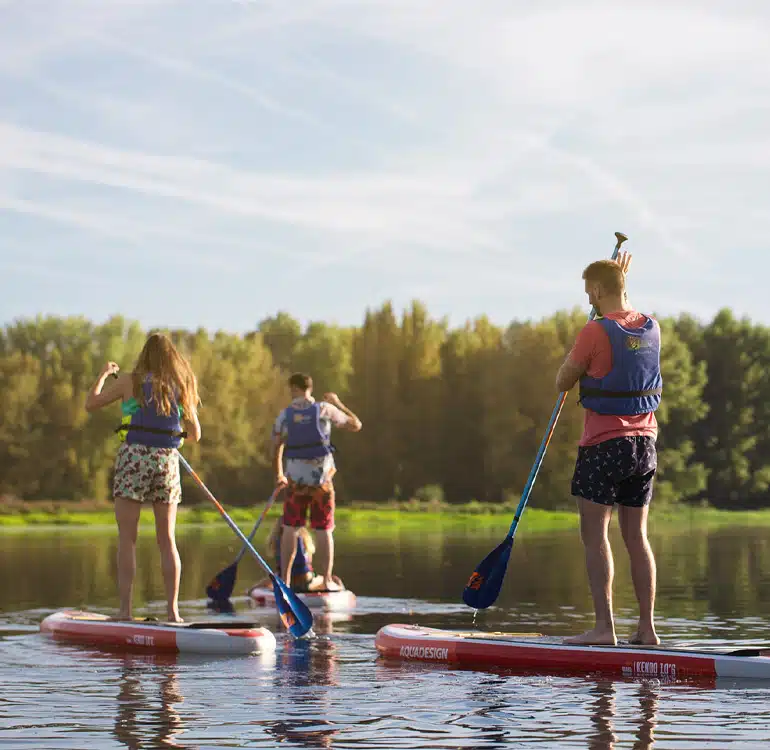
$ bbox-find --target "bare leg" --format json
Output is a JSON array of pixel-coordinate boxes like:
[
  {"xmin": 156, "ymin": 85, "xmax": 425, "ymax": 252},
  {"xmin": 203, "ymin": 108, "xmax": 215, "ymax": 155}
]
[
  {"xmin": 114, "ymin": 497, "xmax": 142, "ymax": 619},
  {"xmin": 618, "ymin": 504, "xmax": 659, "ymax": 645},
  {"xmin": 313, "ymin": 530, "xmax": 341, "ymax": 590},
  {"xmin": 280, "ymin": 525, "xmax": 301, "ymax": 584},
  {"xmin": 153, "ymin": 501, "xmax": 182, "ymax": 623},
  {"xmin": 564, "ymin": 498, "xmax": 616, "ymax": 645}
]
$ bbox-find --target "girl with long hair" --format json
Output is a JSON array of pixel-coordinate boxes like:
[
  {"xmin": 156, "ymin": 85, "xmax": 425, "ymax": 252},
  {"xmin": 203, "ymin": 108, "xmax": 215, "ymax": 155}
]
[{"xmin": 86, "ymin": 333, "xmax": 201, "ymax": 622}]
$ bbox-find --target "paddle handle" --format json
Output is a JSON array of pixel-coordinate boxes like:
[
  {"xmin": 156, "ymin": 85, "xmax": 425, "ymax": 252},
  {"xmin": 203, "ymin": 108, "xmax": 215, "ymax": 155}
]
[
  {"xmin": 506, "ymin": 233, "xmax": 628, "ymax": 539},
  {"xmin": 233, "ymin": 489, "xmax": 279, "ymax": 564},
  {"xmin": 178, "ymin": 453, "xmax": 278, "ymax": 583}
]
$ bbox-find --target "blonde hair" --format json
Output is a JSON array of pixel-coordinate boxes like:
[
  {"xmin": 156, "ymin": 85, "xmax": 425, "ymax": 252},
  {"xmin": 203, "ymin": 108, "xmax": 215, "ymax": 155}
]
[
  {"xmin": 268, "ymin": 518, "xmax": 315, "ymax": 557},
  {"xmin": 132, "ymin": 333, "xmax": 199, "ymax": 420},
  {"xmin": 299, "ymin": 526, "xmax": 315, "ymax": 557},
  {"xmin": 582, "ymin": 259, "xmax": 626, "ymax": 295}
]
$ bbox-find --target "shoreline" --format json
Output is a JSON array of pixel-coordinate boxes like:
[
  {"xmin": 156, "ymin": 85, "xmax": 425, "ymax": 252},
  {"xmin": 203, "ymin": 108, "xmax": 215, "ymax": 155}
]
[{"xmin": 2, "ymin": 502, "xmax": 770, "ymax": 531}]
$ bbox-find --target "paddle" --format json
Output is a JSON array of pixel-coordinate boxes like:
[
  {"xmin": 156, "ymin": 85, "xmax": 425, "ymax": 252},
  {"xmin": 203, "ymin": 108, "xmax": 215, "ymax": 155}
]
[
  {"xmin": 205, "ymin": 488, "xmax": 279, "ymax": 603},
  {"xmin": 178, "ymin": 454, "xmax": 314, "ymax": 639},
  {"xmin": 462, "ymin": 231, "xmax": 629, "ymax": 610}
]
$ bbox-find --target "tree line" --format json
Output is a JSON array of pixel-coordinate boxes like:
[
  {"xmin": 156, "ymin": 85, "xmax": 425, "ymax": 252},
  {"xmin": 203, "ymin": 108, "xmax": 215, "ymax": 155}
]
[{"xmin": 0, "ymin": 304, "xmax": 766, "ymax": 510}]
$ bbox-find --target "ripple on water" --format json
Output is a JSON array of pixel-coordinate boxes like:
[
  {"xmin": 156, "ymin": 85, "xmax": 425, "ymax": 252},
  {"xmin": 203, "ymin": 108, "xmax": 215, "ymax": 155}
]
[{"xmin": 2, "ymin": 604, "xmax": 770, "ymax": 749}]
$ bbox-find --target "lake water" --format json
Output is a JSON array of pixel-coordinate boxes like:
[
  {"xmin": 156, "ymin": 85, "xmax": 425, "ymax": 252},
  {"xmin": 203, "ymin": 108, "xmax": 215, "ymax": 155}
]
[{"xmin": 3, "ymin": 519, "xmax": 770, "ymax": 748}]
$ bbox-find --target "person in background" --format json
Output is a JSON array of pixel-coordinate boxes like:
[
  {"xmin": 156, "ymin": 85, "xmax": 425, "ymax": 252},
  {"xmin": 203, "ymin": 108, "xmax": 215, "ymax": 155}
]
[
  {"xmin": 273, "ymin": 372, "xmax": 362, "ymax": 592},
  {"xmin": 85, "ymin": 333, "xmax": 201, "ymax": 623},
  {"xmin": 252, "ymin": 518, "xmax": 345, "ymax": 592}
]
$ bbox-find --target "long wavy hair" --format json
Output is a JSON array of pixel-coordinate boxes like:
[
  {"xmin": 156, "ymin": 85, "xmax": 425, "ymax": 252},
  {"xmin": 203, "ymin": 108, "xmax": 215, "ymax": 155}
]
[
  {"xmin": 132, "ymin": 333, "xmax": 200, "ymax": 419},
  {"xmin": 268, "ymin": 518, "xmax": 315, "ymax": 558}
]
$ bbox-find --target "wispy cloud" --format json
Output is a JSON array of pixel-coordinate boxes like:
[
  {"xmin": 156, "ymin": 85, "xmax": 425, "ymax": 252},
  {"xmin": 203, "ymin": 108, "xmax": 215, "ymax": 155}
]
[
  {"xmin": 0, "ymin": 0, "xmax": 768, "ymax": 330},
  {"xmin": 0, "ymin": 121, "xmax": 498, "ymax": 250}
]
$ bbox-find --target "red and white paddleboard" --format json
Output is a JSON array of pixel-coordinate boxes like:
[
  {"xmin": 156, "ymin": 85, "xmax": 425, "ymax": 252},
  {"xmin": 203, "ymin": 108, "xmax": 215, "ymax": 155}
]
[
  {"xmin": 40, "ymin": 610, "xmax": 276, "ymax": 656},
  {"xmin": 247, "ymin": 585, "xmax": 356, "ymax": 612},
  {"xmin": 375, "ymin": 623, "xmax": 770, "ymax": 682}
]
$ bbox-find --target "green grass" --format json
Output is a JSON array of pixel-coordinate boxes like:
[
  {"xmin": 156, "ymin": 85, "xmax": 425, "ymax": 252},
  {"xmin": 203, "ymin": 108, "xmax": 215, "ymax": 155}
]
[{"xmin": 3, "ymin": 498, "xmax": 770, "ymax": 532}]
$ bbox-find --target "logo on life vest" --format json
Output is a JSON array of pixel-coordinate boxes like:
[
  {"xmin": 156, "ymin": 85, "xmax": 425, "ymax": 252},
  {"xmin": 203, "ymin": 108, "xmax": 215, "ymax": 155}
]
[
  {"xmin": 292, "ymin": 413, "xmax": 311, "ymax": 423},
  {"xmin": 467, "ymin": 572, "xmax": 484, "ymax": 590},
  {"xmin": 626, "ymin": 336, "xmax": 642, "ymax": 351}
]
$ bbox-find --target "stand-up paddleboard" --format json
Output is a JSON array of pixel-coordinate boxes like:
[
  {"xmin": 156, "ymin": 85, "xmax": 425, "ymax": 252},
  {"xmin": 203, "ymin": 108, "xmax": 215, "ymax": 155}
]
[
  {"xmin": 247, "ymin": 585, "xmax": 356, "ymax": 612},
  {"xmin": 375, "ymin": 624, "xmax": 770, "ymax": 681},
  {"xmin": 40, "ymin": 610, "xmax": 276, "ymax": 656}
]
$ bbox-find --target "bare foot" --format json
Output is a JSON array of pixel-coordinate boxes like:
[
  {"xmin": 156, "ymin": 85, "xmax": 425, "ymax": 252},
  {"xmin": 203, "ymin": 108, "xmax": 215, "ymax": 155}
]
[
  {"xmin": 321, "ymin": 578, "xmax": 342, "ymax": 592},
  {"xmin": 563, "ymin": 627, "xmax": 617, "ymax": 646},
  {"xmin": 628, "ymin": 628, "xmax": 660, "ymax": 646},
  {"xmin": 167, "ymin": 612, "xmax": 184, "ymax": 624}
]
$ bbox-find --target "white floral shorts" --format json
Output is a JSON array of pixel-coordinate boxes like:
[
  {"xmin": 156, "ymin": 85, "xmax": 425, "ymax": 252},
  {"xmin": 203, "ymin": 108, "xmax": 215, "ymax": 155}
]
[{"xmin": 113, "ymin": 443, "xmax": 182, "ymax": 505}]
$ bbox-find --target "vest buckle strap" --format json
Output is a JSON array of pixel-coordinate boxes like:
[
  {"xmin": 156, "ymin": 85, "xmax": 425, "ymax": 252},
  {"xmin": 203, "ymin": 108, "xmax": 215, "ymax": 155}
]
[
  {"xmin": 578, "ymin": 387, "xmax": 663, "ymax": 399},
  {"xmin": 115, "ymin": 424, "xmax": 188, "ymax": 438}
]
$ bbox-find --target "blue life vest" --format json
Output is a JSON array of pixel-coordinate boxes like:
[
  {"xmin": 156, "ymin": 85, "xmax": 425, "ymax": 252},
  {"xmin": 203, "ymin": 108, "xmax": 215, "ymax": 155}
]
[
  {"xmin": 578, "ymin": 316, "xmax": 663, "ymax": 415},
  {"xmin": 116, "ymin": 377, "xmax": 186, "ymax": 448},
  {"xmin": 283, "ymin": 403, "xmax": 334, "ymax": 460},
  {"xmin": 274, "ymin": 534, "xmax": 311, "ymax": 576}
]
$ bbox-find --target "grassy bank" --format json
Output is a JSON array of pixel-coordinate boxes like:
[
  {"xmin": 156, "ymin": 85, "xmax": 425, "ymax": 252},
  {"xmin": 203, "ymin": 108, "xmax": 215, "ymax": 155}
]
[
  {"xmin": 3, "ymin": 498, "xmax": 770, "ymax": 532},
  {"xmin": 0, "ymin": 499, "xmax": 574, "ymax": 531}
]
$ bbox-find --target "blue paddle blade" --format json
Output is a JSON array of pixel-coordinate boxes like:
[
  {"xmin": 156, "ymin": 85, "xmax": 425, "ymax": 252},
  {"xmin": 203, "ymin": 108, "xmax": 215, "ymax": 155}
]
[
  {"xmin": 462, "ymin": 536, "xmax": 513, "ymax": 610},
  {"xmin": 207, "ymin": 598, "xmax": 236, "ymax": 615},
  {"xmin": 206, "ymin": 562, "xmax": 238, "ymax": 602},
  {"xmin": 270, "ymin": 575, "xmax": 314, "ymax": 638}
]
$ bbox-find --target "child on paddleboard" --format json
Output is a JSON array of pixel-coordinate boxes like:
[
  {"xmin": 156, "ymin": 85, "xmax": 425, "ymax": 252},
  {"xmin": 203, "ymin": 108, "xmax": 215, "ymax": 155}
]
[
  {"xmin": 85, "ymin": 333, "xmax": 202, "ymax": 623},
  {"xmin": 252, "ymin": 518, "xmax": 345, "ymax": 593}
]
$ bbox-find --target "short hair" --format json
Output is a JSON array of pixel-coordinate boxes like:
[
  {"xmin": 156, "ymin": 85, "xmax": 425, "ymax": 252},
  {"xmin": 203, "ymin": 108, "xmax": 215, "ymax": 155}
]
[
  {"xmin": 288, "ymin": 372, "xmax": 312, "ymax": 391},
  {"xmin": 582, "ymin": 259, "xmax": 625, "ymax": 295}
]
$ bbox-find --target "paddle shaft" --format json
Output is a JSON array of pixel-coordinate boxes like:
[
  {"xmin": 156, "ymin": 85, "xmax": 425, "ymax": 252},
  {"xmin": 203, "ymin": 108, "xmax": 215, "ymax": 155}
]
[
  {"xmin": 505, "ymin": 233, "xmax": 628, "ymax": 539},
  {"xmin": 178, "ymin": 453, "xmax": 278, "ymax": 583},
  {"xmin": 233, "ymin": 490, "xmax": 279, "ymax": 565}
]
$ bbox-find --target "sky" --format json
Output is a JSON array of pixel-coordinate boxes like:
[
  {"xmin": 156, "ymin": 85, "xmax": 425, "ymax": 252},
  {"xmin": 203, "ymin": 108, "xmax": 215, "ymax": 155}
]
[{"xmin": 0, "ymin": 0, "xmax": 768, "ymax": 334}]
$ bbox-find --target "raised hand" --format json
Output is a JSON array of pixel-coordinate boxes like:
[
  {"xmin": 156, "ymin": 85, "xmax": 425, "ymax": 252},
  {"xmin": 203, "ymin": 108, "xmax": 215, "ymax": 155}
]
[{"xmin": 616, "ymin": 250, "xmax": 632, "ymax": 276}]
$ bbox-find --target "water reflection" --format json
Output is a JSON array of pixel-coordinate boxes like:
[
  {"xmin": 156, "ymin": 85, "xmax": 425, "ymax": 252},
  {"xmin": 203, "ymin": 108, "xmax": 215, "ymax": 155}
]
[
  {"xmin": 372, "ymin": 655, "xmax": 665, "ymax": 749},
  {"xmin": 588, "ymin": 680, "xmax": 618, "ymax": 749},
  {"xmin": 4, "ymin": 523, "xmax": 770, "ymax": 749},
  {"xmin": 112, "ymin": 657, "xmax": 188, "ymax": 750},
  {"xmin": 258, "ymin": 637, "xmax": 341, "ymax": 748},
  {"xmin": 206, "ymin": 598, "xmax": 236, "ymax": 616},
  {"xmin": 635, "ymin": 682, "xmax": 659, "ymax": 749},
  {"xmin": 4, "ymin": 524, "xmax": 770, "ymax": 637},
  {"xmin": 586, "ymin": 679, "xmax": 659, "ymax": 750}
]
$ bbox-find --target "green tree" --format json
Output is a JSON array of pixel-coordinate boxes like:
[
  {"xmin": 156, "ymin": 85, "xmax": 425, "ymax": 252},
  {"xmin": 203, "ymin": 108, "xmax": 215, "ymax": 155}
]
[
  {"xmin": 396, "ymin": 302, "xmax": 446, "ymax": 499},
  {"xmin": 676, "ymin": 310, "xmax": 761, "ymax": 507},
  {"xmin": 653, "ymin": 318, "xmax": 709, "ymax": 505},
  {"xmin": 341, "ymin": 303, "xmax": 400, "ymax": 502},
  {"xmin": 439, "ymin": 317, "xmax": 501, "ymax": 503},
  {"xmin": 256, "ymin": 312, "xmax": 301, "ymax": 373},
  {"xmin": 292, "ymin": 322, "xmax": 354, "ymax": 396}
]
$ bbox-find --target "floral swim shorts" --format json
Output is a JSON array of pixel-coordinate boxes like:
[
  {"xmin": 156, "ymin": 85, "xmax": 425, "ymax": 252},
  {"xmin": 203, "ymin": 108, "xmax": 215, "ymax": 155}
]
[
  {"xmin": 282, "ymin": 482, "xmax": 335, "ymax": 531},
  {"xmin": 113, "ymin": 443, "xmax": 182, "ymax": 505}
]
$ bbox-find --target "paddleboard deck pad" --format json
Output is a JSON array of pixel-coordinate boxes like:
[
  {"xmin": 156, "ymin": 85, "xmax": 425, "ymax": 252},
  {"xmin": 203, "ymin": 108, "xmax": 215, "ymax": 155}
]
[
  {"xmin": 40, "ymin": 609, "xmax": 276, "ymax": 656},
  {"xmin": 375, "ymin": 624, "xmax": 770, "ymax": 681},
  {"xmin": 247, "ymin": 585, "xmax": 356, "ymax": 612}
]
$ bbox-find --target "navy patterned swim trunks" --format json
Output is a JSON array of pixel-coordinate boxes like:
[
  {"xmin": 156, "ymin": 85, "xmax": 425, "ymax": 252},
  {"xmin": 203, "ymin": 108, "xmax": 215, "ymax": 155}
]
[{"xmin": 571, "ymin": 436, "xmax": 657, "ymax": 508}]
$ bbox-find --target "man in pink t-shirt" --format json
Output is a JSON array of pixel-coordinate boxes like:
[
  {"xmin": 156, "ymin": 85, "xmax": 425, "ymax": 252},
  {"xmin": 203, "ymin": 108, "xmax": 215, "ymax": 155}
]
[{"xmin": 555, "ymin": 252, "xmax": 662, "ymax": 647}]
